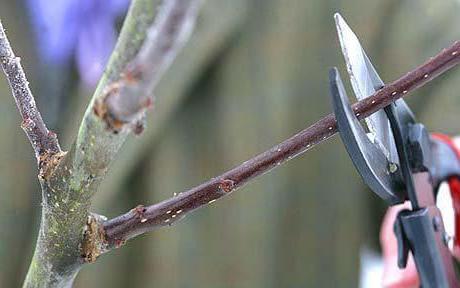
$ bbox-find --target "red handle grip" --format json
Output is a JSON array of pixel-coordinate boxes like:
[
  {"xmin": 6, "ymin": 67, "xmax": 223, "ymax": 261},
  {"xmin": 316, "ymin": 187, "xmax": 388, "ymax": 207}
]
[{"xmin": 431, "ymin": 133, "xmax": 460, "ymax": 253}]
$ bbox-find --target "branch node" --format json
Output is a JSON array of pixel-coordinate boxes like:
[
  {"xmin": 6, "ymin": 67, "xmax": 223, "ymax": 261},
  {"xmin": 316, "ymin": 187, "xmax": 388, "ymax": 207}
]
[
  {"xmin": 219, "ymin": 179, "xmax": 235, "ymax": 193},
  {"xmin": 131, "ymin": 204, "xmax": 148, "ymax": 223}
]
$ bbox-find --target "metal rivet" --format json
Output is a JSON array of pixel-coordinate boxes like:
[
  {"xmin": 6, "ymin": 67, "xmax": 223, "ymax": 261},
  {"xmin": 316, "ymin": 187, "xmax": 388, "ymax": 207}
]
[{"xmin": 432, "ymin": 216, "xmax": 442, "ymax": 232}]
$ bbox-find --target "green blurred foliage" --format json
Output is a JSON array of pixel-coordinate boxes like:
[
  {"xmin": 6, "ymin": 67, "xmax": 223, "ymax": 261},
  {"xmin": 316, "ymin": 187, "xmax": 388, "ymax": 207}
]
[{"xmin": 1, "ymin": 0, "xmax": 460, "ymax": 287}]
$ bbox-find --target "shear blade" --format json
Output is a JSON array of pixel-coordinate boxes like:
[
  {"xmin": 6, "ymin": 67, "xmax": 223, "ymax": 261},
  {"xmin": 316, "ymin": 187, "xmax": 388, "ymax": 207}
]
[
  {"xmin": 329, "ymin": 68, "xmax": 403, "ymax": 204},
  {"xmin": 334, "ymin": 13, "xmax": 397, "ymax": 164}
]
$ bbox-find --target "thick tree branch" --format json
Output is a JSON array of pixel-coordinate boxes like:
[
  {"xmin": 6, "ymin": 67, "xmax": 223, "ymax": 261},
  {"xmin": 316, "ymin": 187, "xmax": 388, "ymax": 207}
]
[
  {"xmin": 101, "ymin": 40, "xmax": 460, "ymax": 250},
  {"xmin": 22, "ymin": 0, "xmax": 203, "ymax": 287},
  {"xmin": 0, "ymin": 20, "xmax": 61, "ymax": 160},
  {"xmin": 103, "ymin": 0, "xmax": 202, "ymax": 125}
]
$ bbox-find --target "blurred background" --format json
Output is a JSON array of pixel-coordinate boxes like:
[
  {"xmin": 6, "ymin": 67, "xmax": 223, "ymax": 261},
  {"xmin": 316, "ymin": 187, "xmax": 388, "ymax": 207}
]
[{"xmin": 1, "ymin": 0, "xmax": 460, "ymax": 287}]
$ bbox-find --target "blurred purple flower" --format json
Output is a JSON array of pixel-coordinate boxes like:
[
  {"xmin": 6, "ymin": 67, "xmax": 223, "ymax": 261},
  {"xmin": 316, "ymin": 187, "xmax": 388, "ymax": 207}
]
[{"xmin": 27, "ymin": 0, "xmax": 129, "ymax": 86}]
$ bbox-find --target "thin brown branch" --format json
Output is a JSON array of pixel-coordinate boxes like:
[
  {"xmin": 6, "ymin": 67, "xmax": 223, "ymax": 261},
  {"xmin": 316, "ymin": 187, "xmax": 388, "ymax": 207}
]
[
  {"xmin": 101, "ymin": 41, "xmax": 460, "ymax": 250},
  {"xmin": 0, "ymin": 20, "xmax": 61, "ymax": 160}
]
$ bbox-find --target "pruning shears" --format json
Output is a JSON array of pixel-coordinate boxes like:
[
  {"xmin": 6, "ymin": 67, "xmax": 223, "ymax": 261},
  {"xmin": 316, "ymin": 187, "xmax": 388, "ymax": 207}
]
[{"xmin": 330, "ymin": 14, "xmax": 460, "ymax": 287}]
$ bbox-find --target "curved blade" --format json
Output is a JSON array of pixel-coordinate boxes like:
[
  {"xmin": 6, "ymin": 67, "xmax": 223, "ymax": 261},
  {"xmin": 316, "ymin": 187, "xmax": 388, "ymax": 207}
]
[
  {"xmin": 334, "ymin": 13, "xmax": 397, "ymax": 163},
  {"xmin": 329, "ymin": 68, "xmax": 403, "ymax": 204}
]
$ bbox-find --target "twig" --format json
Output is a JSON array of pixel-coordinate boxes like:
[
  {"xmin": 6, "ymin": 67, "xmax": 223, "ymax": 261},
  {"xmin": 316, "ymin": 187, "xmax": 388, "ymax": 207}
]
[
  {"xmin": 102, "ymin": 40, "xmax": 460, "ymax": 250},
  {"xmin": 0, "ymin": 20, "xmax": 61, "ymax": 160}
]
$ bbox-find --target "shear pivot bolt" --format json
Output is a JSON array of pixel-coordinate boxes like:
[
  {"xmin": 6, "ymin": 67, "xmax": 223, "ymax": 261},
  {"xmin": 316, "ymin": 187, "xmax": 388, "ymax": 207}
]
[
  {"xmin": 432, "ymin": 216, "xmax": 442, "ymax": 232},
  {"xmin": 388, "ymin": 163, "xmax": 398, "ymax": 173}
]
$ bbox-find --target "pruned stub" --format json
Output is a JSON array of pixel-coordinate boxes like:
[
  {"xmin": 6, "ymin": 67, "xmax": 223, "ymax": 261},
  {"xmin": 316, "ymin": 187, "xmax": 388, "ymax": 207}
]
[
  {"xmin": 81, "ymin": 215, "xmax": 108, "ymax": 263},
  {"xmin": 93, "ymin": 82, "xmax": 126, "ymax": 134},
  {"xmin": 92, "ymin": 63, "xmax": 151, "ymax": 135},
  {"xmin": 93, "ymin": 77, "xmax": 152, "ymax": 135}
]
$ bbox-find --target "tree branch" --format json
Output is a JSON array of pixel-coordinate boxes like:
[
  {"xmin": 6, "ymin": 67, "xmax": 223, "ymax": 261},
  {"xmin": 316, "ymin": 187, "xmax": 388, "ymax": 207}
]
[
  {"xmin": 101, "ymin": 40, "xmax": 460, "ymax": 250},
  {"xmin": 69, "ymin": 0, "xmax": 202, "ymax": 205},
  {"xmin": 0, "ymin": 20, "xmax": 61, "ymax": 161},
  {"xmin": 94, "ymin": 0, "xmax": 248, "ymax": 206},
  {"xmin": 103, "ymin": 0, "xmax": 202, "ymax": 126},
  {"xmin": 22, "ymin": 0, "xmax": 203, "ymax": 287}
]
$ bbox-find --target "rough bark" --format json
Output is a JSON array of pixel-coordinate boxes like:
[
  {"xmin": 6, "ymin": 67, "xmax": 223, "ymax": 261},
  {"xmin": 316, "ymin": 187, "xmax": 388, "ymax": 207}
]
[{"xmin": 20, "ymin": 0, "xmax": 201, "ymax": 286}]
